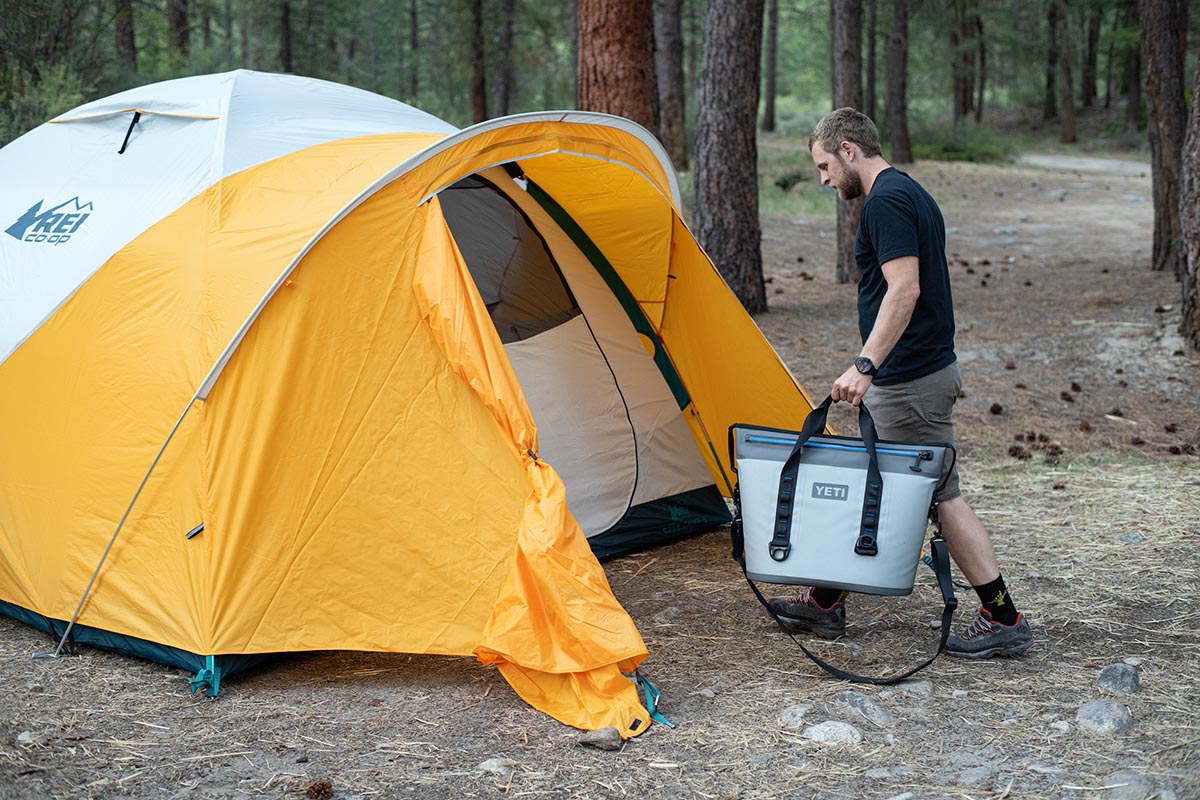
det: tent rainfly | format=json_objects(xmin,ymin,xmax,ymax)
[{"xmin": 0, "ymin": 70, "xmax": 816, "ymax": 736}]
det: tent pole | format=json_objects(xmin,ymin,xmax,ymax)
[{"xmin": 33, "ymin": 397, "xmax": 200, "ymax": 659}]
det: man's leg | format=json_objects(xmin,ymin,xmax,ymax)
[{"xmin": 937, "ymin": 496, "xmax": 999, "ymax": 585}]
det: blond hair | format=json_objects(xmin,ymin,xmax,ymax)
[{"xmin": 808, "ymin": 107, "xmax": 882, "ymax": 158}]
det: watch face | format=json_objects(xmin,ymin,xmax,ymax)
[{"xmin": 855, "ymin": 357, "xmax": 875, "ymax": 375}]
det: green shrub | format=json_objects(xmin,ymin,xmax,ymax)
[
  {"xmin": 909, "ymin": 120, "xmax": 1017, "ymax": 163},
  {"xmin": 0, "ymin": 64, "xmax": 93, "ymax": 145}
]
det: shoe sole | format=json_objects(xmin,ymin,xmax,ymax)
[
  {"xmin": 946, "ymin": 641, "xmax": 1034, "ymax": 659},
  {"xmin": 773, "ymin": 613, "xmax": 844, "ymax": 641}
]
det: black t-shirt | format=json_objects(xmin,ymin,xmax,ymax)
[{"xmin": 854, "ymin": 167, "xmax": 957, "ymax": 385}]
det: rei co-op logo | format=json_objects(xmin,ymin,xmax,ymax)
[{"xmin": 5, "ymin": 197, "xmax": 93, "ymax": 245}]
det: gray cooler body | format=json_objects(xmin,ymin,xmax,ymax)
[{"xmin": 732, "ymin": 425, "xmax": 950, "ymax": 596}]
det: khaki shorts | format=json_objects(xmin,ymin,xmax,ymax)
[{"xmin": 863, "ymin": 361, "xmax": 963, "ymax": 502}]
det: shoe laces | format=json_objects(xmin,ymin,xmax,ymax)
[{"xmin": 961, "ymin": 610, "xmax": 999, "ymax": 641}]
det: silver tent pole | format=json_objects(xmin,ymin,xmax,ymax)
[{"xmin": 34, "ymin": 397, "xmax": 199, "ymax": 659}]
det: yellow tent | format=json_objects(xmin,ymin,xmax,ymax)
[{"xmin": 0, "ymin": 71, "xmax": 815, "ymax": 735}]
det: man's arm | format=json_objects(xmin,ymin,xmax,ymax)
[{"xmin": 831, "ymin": 255, "xmax": 921, "ymax": 405}]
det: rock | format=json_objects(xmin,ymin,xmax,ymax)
[
  {"xmin": 952, "ymin": 689, "xmax": 969, "ymax": 698},
  {"xmin": 834, "ymin": 691, "xmax": 895, "ymax": 728},
  {"xmin": 865, "ymin": 766, "xmax": 914, "ymax": 780},
  {"xmin": 802, "ymin": 721, "xmax": 862, "ymax": 744},
  {"xmin": 477, "ymin": 757, "xmax": 517, "ymax": 776},
  {"xmin": 653, "ymin": 607, "xmax": 683, "ymax": 624},
  {"xmin": 16, "ymin": 731, "xmax": 35, "ymax": 744},
  {"xmin": 1100, "ymin": 769, "xmax": 1154, "ymax": 800},
  {"xmin": 778, "ymin": 704, "xmax": 813, "ymax": 729},
  {"xmin": 578, "ymin": 727, "xmax": 623, "ymax": 751},
  {"xmin": 951, "ymin": 765, "xmax": 997, "ymax": 787},
  {"xmin": 1118, "ymin": 531, "xmax": 1145, "ymax": 545},
  {"xmin": 1097, "ymin": 663, "xmax": 1140, "ymax": 695},
  {"xmin": 1077, "ymin": 700, "xmax": 1133, "ymax": 736},
  {"xmin": 885, "ymin": 794, "xmax": 915, "ymax": 800},
  {"xmin": 880, "ymin": 680, "xmax": 933, "ymax": 701},
  {"xmin": 1049, "ymin": 720, "xmax": 1072, "ymax": 735},
  {"xmin": 698, "ymin": 688, "xmax": 717, "ymax": 699},
  {"xmin": 1122, "ymin": 656, "xmax": 1151, "ymax": 668}
]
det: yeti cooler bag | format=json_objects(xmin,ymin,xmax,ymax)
[{"xmin": 729, "ymin": 396, "xmax": 953, "ymax": 596}]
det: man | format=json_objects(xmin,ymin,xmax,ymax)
[{"xmin": 768, "ymin": 108, "xmax": 1033, "ymax": 658}]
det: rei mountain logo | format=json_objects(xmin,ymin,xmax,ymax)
[{"xmin": 5, "ymin": 197, "xmax": 93, "ymax": 245}]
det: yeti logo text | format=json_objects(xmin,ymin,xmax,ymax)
[
  {"xmin": 6, "ymin": 198, "xmax": 93, "ymax": 245},
  {"xmin": 812, "ymin": 483, "xmax": 849, "ymax": 501}
]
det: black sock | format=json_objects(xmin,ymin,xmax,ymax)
[
  {"xmin": 811, "ymin": 587, "xmax": 847, "ymax": 609},
  {"xmin": 974, "ymin": 574, "xmax": 1019, "ymax": 625}
]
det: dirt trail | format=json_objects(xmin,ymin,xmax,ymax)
[{"xmin": 1, "ymin": 156, "xmax": 1198, "ymax": 800}]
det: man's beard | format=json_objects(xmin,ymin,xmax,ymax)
[{"xmin": 838, "ymin": 166, "xmax": 863, "ymax": 200}]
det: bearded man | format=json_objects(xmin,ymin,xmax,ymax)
[{"xmin": 768, "ymin": 107, "xmax": 1033, "ymax": 658}]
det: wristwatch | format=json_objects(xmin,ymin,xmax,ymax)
[{"xmin": 854, "ymin": 356, "xmax": 878, "ymax": 377}]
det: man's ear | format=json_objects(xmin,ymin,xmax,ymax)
[{"xmin": 840, "ymin": 140, "xmax": 856, "ymax": 161}]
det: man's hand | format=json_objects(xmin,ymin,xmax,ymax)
[{"xmin": 832, "ymin": 364, "xmax": 873, "ymax": 406}]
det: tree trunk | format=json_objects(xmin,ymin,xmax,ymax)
[
  {"xmin": 694, "ymin": 0, "xmax": 766, "ymax": 313},
  {"xmin": 655, "ymin": 0, "xmax": 689, "ymax": 169},
  {"xmin": 114, "ymin": 0, "xmax": 136, "ymax": 72},
  {"xmin": 468, "ymin": 0, "xmax": 487, "ymax": 123},
  {"xmin": 1044, "ymin": 0, "xmax": 1058, "ymax": 120},
  {"xmin": 240, "ymin": 0, "xmax": 252, "ymax": 66},
  {"xmin": 409, "ymin": 0, "xmax": 419, "ymax": 100},
  {"xmin": 1180, "ymin": 61, "xmax": 1200, "ymax": 350},
  {"xmin": 865, "ymin": 0, "xmax": 877, "ymax": 122},
  {"xmin": 491, "ymin": 0, "xmax": 515, "ymax": 118},
  {"xmin": 686, "ymin": 0, "xmax": 699, "ymax": 100},
  {"xmin": 761, "ymin": 0, "xmax": 778, "ymax": 132},
  {"xmin": 1123, "ymin": 0, "xmax": 1143, "ymax": 130},
  {"xmin": 279, "ymin": 1, "xmax": 292, "ymax": 73},
  {"xmin": 1104, "ymin": 7, "xmax": 1116, "ymax": 109},
  {"xmin": 168, "ymin": 0, "xmax": 190, "ymax": 56},
  {"xmin": 1058, "ymin": 0, "xmax": 1076, "ymax": 142},
  {"xmin": 577, "ymin": 0, "xmax": 658, "ymax": 132},
  {"xmin": 832, "ymin": 0, "xmax": 863, "ymax": 285},
  {"xmin": 1139, "ymin": 0, "xmax": 1187, "ymax": 275},
  {"xmin": 974, "ymin": 14, "xmax": 985, "ymax": 123},
  {"xmin": 886, "ymin": 0, "xmax": 912, "ymax": 164},
  {"xmin": 223, "ymin": 0, "xmax": 233, "ymax": 60},
  {"xmin": 951, "ymin": 0, "xmax": 976, "ymax": 123},
  {"xmin": 1081, "ymin": 7, "xmax": 1101, "ymax": 107}
]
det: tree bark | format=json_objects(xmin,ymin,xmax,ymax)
[
  {"xmin": 1081, "ymin": 7, "xmax": 1101, "ymax": 107},
  {"xmin": 694, "ymin": 0, "xmax": 766, "ymax": 313},
  {"xmin": 761, "ymin": 0, "xmax": 778, "ymax": 132},
  {"xmin": 886, "ymin": 0, "xmax": 912, "ymax": 164},
  {"xmin": 1044, "ymin": 0, "xmax": 1058, "ymax": 120},
  {"xmin": 577, "ymin": 0, "xmax": 658, "ymax": 132},
  {"xmin": 832, "ymin": 0, "xmax": 863, "ymax": 285},
  {"xmin": 468, "ymin": 0, "xmax": 487, "ymax": 123},
  {"xmin": 114, "ymin": 0, "xmax": 136, "ymax": 72},
  {"xmin": 279, "ymin": 1, "xmax": 293, "ymax": 73},
  {"xmin": 168, "ymin": 0, "xmax": 190, "ymax": 56},
  {"xmin": 409, "ymin": 0, "xmax": 419, "ymax": 100},
  {"xmin": 240, "ymin": 0, "xmax": 252, "ymax": 66},
  {"xmin": 865, "ymin": 0, "xmax": 877, "ymax": 122},
  {"xmin": 974, "ymin": 14, "xmax": 985, "ymax": 123},
  {"xmin": 1138, "ymin": 0, "xmax": 1187, "ymax": 275},
  {"xmin": 655, "ymin": 0, "xmax": 689, "ymax": 169},
  {"xmin": 951, "ymin": 1, "xmax": 976, "ymax": 123},
  {"xmin": 1057, "ymin": 0, "xmax": 1076, "ymax": 142},
  {"xmin": 491, "ymin": 0, "xmax": 515, "ymax": 118},
  {"xmin": 1180, "ymin": 61, "xmax": 1200, "ymax": 350}
]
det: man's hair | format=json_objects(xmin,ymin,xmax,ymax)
[{"xmin": 808, "ymin": 108, "xmax": 882, "ymax": 158}]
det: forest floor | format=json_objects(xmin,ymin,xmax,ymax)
[{"xmin": 2, "ymin": 154, "xmax": 1198, "ymax": 800}]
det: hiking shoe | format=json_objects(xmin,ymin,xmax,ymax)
[
  {"xmin": 946, "ymin": 608, "xmax": 1034, "ymax": 658},
  {"xmin": 767, "ymin": 587, "xmax": 846, "ymax": 640}
]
